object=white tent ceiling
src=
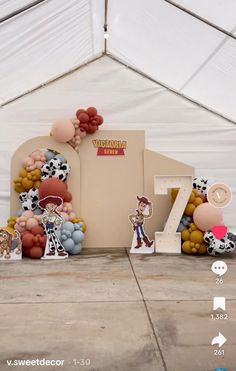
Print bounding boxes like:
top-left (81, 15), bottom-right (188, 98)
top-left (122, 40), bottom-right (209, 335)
top-left (1, 0), bottom-right (236, 123)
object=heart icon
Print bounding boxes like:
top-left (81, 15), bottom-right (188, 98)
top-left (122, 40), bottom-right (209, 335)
top-left (211, 225), bottom-right (227, 240)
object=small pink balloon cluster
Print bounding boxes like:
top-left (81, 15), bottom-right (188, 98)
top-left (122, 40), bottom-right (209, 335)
top-left (22, 150), bottom-right (46, 171)
top-left (58, 202), bottom-right (76, 221)
top-left (14, 211), bottom-right (42, 233)
top-left (51, 107), bottom-right (104, 151)
top-left (67, 118), bottom-right (87, 151)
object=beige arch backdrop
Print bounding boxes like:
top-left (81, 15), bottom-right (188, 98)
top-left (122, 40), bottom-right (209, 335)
top-left (10, 130), bottom-right (194, 249)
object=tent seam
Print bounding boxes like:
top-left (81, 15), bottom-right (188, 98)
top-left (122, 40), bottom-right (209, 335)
top-left (0, 0), bottom-right (49, 24)
top-left (0, 54), bottom-right (105, 108)
top-left (164, 0), bottom-right (236, 41)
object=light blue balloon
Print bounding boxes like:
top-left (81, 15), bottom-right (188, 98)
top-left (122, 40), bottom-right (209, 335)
top-left (62, 238), bottom-right (75, 252)
top-left (34, 208), bottom-right (42, 215)
top-left (62, 221), bottom-right (75, 233)
top-left (72, 230), bottom-right (84, 243)
top-left (74, 223), bottom-right (83, 231)
top-left (70, 243), bottom-right (82, 255)
top-left (54, 154), bottom-right (66, 163)
top-left (66, 230), bottom-right (72, 237)
top-left (44, 150), bottom-right (55, 161)
top-left (61, 234), bottom-right (67, 241)
top-left (17, 208), bottom-right (23, 217)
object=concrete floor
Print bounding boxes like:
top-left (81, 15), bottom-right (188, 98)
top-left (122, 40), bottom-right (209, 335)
top-left (0, 250), bottom-right (235, 371)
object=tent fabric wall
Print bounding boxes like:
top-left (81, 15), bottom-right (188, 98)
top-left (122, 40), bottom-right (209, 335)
top-left (0, 0), bottom-right (104, 104)
top-left (107, 0), bottom-right (236, 122)
top-left (0, 57), bottom-right (235, 230)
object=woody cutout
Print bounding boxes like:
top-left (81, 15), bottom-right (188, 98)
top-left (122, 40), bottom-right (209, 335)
top-left (129, 196), bottom-right (153, 249)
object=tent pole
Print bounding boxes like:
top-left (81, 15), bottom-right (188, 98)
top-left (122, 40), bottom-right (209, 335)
top-left (164, 0), bottom-right (236, 40)
top-left (0, 54), bottom-right (104, 108)
top-left (104, 0), bottom-right (109, 53)
top-left (0, 0), bottom-right (47, 24)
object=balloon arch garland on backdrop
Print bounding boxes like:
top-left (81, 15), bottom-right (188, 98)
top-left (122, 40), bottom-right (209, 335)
top-left (2, 106), bottom-right (236, 258)
top-left (6, 107), bottom-right (103, 259)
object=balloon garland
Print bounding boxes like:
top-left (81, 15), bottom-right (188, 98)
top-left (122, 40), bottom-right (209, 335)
top-left (4, 106), bottom-right (104, 259)
top-left (8, 148), bottom-right (86, 259)
top-left (2, 105), bottom-right (234, 259)
top-left (51, 106), bottom-right (104, 151)
top-left (172, 177), bottom-right (235, 256)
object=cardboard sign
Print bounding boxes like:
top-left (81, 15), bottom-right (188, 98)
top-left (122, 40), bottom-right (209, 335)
top-left (0, 229), bottom-right (22, 261)
top-left (93, 139), bottom-right (127, 156)
top-left (129, 196), bottom-right (154, 254)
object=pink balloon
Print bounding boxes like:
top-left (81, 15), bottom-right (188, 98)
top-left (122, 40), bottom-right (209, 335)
top-left (69, 212), bottom-right (76, 220)
top-left (60, 212), bottom-right (69, 221)
top-left (23, 210), bottom-right (34, 218)
top-left (26, 218), bottom-right (38, 231)
top-left (75, 128), bottom-right (87, 139)
top-left (51, 119), bottom-right (75, 143)
top-left (14, 224), bottom-right (25, 233)
top-left (193, 203), bottom-right (223, 232)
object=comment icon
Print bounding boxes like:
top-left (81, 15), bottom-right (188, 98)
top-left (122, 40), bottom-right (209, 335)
top-left (211, 261), bottom-right (228, 277)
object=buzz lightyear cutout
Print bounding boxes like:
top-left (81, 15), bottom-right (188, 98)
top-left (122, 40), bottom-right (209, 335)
top-left (129, 196), bottom-right (154, 254)
top-left (38, 196), bottom-right (68, 259)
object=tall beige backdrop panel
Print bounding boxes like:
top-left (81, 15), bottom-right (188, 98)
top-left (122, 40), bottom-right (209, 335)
top-left (78, 131), bottom-right (145, 247)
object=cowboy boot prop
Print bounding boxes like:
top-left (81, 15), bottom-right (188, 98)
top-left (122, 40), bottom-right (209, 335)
top-left (135, 237), bottom-right (142, 249)
top-left (143, 235), bottom-right (153, 247)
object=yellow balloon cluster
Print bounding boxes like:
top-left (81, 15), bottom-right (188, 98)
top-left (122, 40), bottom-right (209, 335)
top-left (181, 223), bottom-right (207, 254)
top-left (171, 188), bottom-right (203, 216)
top-left (71, 217), bottom-right (87, 233)
top-left (7, 216), bottom-right (17, 229)
top-left (13, 168), bottom-right (41, 193)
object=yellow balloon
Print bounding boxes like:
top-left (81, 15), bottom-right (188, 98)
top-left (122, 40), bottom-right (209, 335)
top-left (182, 240), bottom-right (192, 254)
top-left (190, 230), bottom-right (204, 244)
top-left (7, 217), bottom-right (17, 229)
top-left (188, 191), bottom-right (195, 203)
top-left (13, 168), bottom-right (41, 193)
top-left (19, 168), bottom-right (27, 177)
top-left (194, 197), bottom-right (203, 207)
top-left (181, 229), bottom-right (190, 241)
top-left (192, 189), bottom-right (198, 196)
top-left (198, 243), bottom-right (207, 255)
top-left (189, 223), bottom-right (197, 231)
top-left (184, 203), bottom-right (196, 216)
